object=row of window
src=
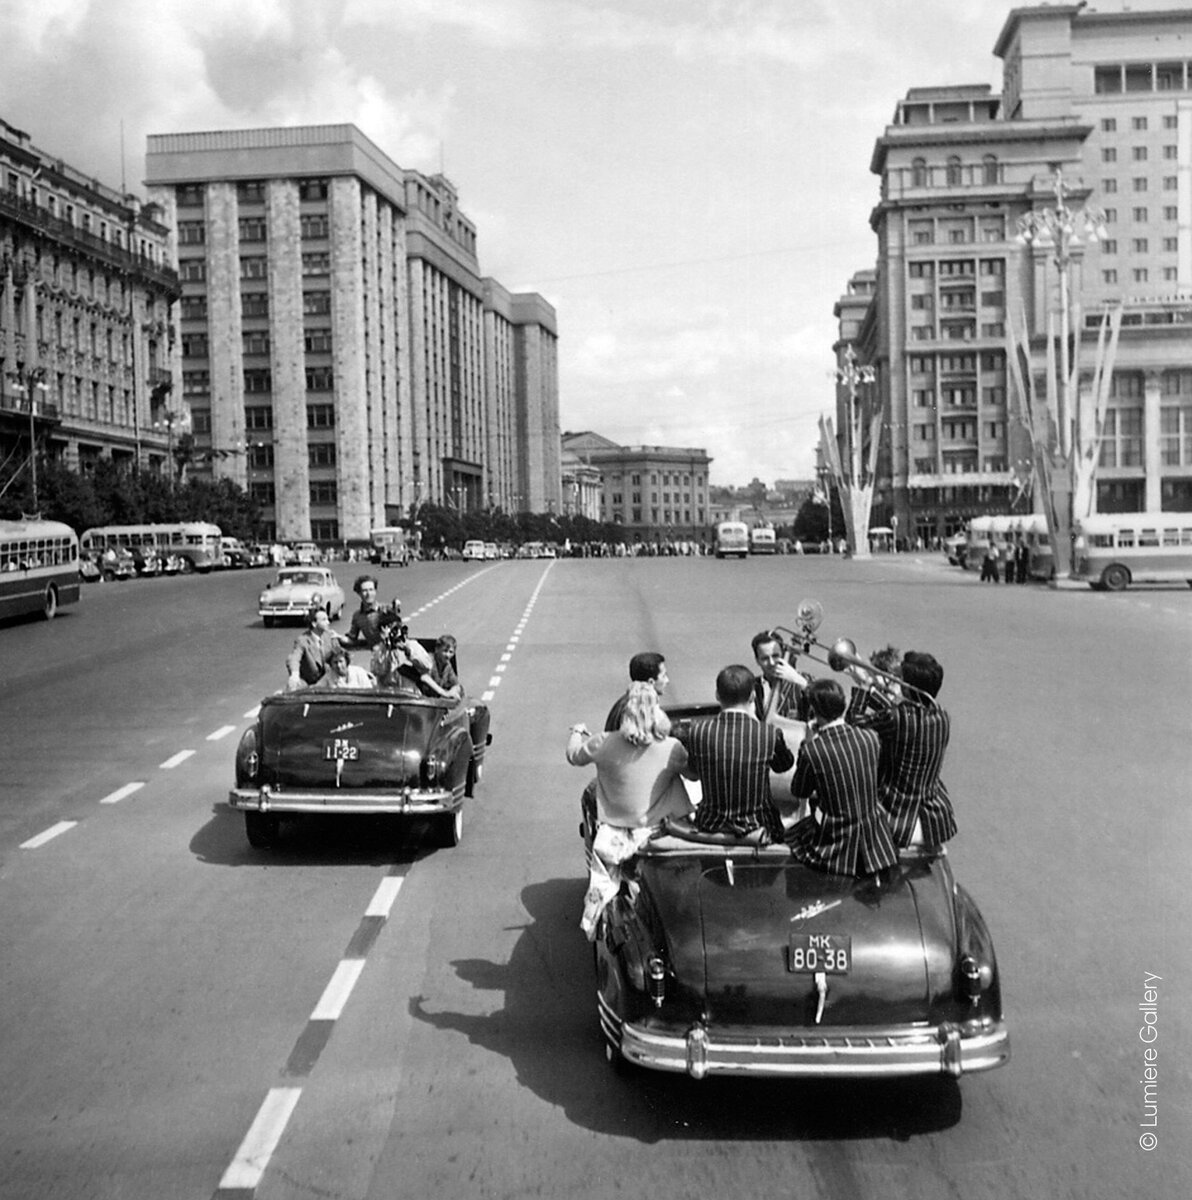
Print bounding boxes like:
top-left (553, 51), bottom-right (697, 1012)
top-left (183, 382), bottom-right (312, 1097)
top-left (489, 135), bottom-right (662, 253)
top-left (912, 387), bottom-right (1007, 407)
top-left (241, 404), bottom-right (335, 430)
top-left (179, 292), bottom-right (332, 320)
top-left (1104, 206), bottom-right (1180, 224)
top-left (1099, 237), bottom-right (1180, 254)
top-left (910, 322), bottom-right (1005, 341)
top-left (907, 156), bottom-right (1002, 188)
top-left (176, 180), bottom-right (331, 207)
top-left (908, 259), bottom-right (1004, 278)
top-left (1101, 115), bottom-right (1180, 132)
top-left (1101, 175), bottom-right (1178, 194)
top-left (183, 367), bottom-right (335, 395)
top-left (177, 214), bottom-right (331, 245)
top-left (1101, 145), bottom-right (1179, 163)
top-left (1102, 268), bottom-right (1179, 284)
top-left (1094, 62), bottom-right (1192, 94)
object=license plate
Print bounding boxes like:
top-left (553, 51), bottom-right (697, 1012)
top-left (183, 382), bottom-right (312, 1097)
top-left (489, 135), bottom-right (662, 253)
top-left (788, 933), bottom-right (851, 974)
top-left (323, 738), bottom-right (359, 761)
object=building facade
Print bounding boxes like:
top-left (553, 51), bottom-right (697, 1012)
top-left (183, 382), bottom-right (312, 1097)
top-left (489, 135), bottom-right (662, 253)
top-left (144, 124), bottom-right (559, 543)
top-left (0, 116), bottom-right (179, 493)
top-left (561, 430), bottom-right (712, 541)
top-left (860, 4), bottom-right (1192, 545)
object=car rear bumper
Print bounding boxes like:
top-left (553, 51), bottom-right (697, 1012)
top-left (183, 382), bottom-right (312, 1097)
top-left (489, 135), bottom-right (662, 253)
top-left (228, 784), bottom-right (459, 816)
top-left (616, 1013), bottom-right (1009, 1079)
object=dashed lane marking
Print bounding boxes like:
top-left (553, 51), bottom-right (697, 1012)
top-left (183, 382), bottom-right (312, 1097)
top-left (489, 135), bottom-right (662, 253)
top-left (217, 1087), bottom-right (303, 1192)
top-left (207, 725), bottom-right (237, 741)
top-left (20, 821), bottom-right (77, 849)
top-left (159, 749), bottom-right (196, 770)
top-left (310, 960), bottom-right (367, 1022)
top-left (99, 782), bottom-right (145, 805)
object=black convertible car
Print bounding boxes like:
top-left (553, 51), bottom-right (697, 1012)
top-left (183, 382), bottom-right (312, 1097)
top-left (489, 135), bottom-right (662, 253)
top-left (229, 642), bottom-right (490, 850)
top-left (580, 704), bottom-right (1009, 1081)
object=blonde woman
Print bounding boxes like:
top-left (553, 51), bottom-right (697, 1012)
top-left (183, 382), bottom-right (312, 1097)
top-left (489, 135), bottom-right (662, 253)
top-left (567, 681), bottom-right (691, 937)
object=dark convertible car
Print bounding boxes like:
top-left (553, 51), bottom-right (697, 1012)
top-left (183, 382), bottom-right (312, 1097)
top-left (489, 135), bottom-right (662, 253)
top-left (580, 705), bottom-right (1009, 1081)
top-left (229, 643), bottom-right (490, 850)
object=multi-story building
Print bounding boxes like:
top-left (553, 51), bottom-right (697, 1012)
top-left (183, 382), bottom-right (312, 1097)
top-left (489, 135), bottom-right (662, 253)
top-left (0, 116), bottom-right (179, 489)
top-left (561, 431), bottom-right (712, 541)
top-left (144, 124), bottom-right (559, 542)
top-left (859, 3), bottom-right (1192, 545)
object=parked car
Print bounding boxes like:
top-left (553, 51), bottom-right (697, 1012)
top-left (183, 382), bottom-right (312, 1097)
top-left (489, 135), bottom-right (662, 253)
top-left (128, 547), bottom-right (162, 577)
top-left (98, 547), bottom-right (137, 581)
top-left (257, 567), bottom-right (346, 627)
top-left (221, 536), bottom-right (252, 569)
top-left (228, 640), bottom-right (491, 850)
top-left (483, 542), bottom-right (499, 560)
top-left (944, 533), bottom-right (967, 566)
top-left (517, 542), bottom-right (544, 559)
top-left (245, 543), bottom-right (272, 568)
top-left (79, 549), bottom-right (103, 583)
top-left (579, 702), bottom-right (1009, 1082)
top-left (462, 540), bottom-right (487, 561)
top-left (286, 541), bottom-right (323, 566)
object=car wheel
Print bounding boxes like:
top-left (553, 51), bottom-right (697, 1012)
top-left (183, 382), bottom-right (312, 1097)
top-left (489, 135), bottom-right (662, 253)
top-left (245, 812), bottom-right (280, 849)
top-left (465, 757), bottom-right (478, 798)
top-left (263, 615), bottom-right (275, 628)
top-left (42, 585), bottom-right (58, 620)
top-left (435, 807), bottom-right (464, 848)
top-left (1101, 564), bottom-right (1129, 591)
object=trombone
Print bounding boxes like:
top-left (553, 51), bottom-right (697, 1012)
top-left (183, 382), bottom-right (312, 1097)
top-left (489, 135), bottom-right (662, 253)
top-left (769, 599), bottom-right (934, 706)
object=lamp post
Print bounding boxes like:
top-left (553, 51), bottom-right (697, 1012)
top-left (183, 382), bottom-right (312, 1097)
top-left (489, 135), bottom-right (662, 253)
top-left (1014, 168), bottom-right (1117, 581)
top-left (5, 364), bottom-right (49, 512)
top-left (153, 408), bottom-right (183, 490)
top-left (832, 345), bottom-right (877, 494)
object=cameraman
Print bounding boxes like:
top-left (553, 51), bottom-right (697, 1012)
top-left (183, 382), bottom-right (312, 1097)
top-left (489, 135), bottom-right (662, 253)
top-left (342, 575), bottom-right (385, 648)
top-left (369, 606), bottom-right (434, 691)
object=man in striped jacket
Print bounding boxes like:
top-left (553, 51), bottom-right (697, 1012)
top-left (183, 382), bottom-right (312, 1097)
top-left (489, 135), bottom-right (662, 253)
top-left (852, 651), bottom-right (958, 848)
top-left (787, 679), bottom-right (898, 876)
top-left (681, 664), bottom-right (794, 840)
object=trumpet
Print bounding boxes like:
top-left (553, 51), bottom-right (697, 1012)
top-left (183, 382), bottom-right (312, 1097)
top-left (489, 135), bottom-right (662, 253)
top-left (770, 599), bottom-right (932, 705)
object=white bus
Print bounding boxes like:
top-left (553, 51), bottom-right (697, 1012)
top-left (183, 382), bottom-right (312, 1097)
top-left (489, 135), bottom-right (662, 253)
top-left (963, 514), bottom-right (1052, 579)
top-left (749, 525), bottom-right (777, 555)
top-left (1073, 512), bottom-right (1192, 591)
top-left (0, 518), bottom-right (81, 621)
top-left (370, 526), bottom-right (413, 567)
top-left (80, 522), bottom-right (224, 572)
top-left (715, 521), bottom-right (749, 559)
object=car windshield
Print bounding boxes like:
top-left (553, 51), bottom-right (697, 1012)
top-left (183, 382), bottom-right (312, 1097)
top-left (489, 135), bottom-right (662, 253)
top-left (277, 571), bottom-right (322, 586)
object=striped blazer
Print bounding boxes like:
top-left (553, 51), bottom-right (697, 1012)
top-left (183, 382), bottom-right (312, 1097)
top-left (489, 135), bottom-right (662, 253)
top-left (855, 696), bottom-right (957, 846)
top-left (786, 723), bottom-right (898, 876)
top-left (682, 710), bottom-right (793, 838)
top-left (753, 676), bottom-right (808, 724)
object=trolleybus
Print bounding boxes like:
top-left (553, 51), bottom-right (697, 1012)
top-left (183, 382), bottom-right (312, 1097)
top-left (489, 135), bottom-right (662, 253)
top-left (0, 518), bottom-right (81, 621)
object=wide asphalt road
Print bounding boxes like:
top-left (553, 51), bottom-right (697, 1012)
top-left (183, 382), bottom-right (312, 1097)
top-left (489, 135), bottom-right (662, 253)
top-left (0, 552), bottom-right (1188, 1200)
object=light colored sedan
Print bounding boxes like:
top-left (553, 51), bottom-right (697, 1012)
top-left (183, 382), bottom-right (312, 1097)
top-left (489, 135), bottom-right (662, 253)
top-left (258, 567), bottom-right (346, 627)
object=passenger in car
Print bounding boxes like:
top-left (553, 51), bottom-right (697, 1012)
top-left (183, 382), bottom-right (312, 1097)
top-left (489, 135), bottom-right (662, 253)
top-left (603, 651), bottom-right (668, 731)
top-left (786, 679), bottom-right (898, 876)
top-left (851, 651), bottom-right (957, 848)
top-left (341, 575), bottom-right (384, 648)
top-left (369, 607), bottom-right (435, 691)
top-left (313, 645), bottom-right (376, 689)
top-left (285, 606), bottom-right (338, 690)
top-left (567, 681), bottom-right (692, 938)
top-left (677, 664), bottom-right (793, 841)
top-left (419, 634), bottom-right (462, 699)
top-left (750, 630), bottom-right (810, 723)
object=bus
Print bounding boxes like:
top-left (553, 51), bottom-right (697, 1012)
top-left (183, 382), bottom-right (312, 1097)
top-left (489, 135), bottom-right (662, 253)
top-left (963, 514), bottom-right (1052, 579)
top-left (749, 525), bottom-right (777, 555)
top-left (1073, 512), bottom-right (1192, 591)
top-left (0, 518), bottom-right (81, 621)
top-left (370, 526), bottom-right (413, 567)
top-left (715, 521), bottom-right (749, 559)
top-left (79, 522), bottom-right (224, 573)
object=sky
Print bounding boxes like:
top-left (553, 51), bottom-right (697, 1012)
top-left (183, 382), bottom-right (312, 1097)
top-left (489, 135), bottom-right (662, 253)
top-left (0, 0), bottom-right (1156, 485)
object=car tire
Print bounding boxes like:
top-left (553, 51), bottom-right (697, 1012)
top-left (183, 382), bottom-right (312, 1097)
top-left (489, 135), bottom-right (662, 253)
top-left (263, 615), bottom-right (275, 628)
top-left (465, 757), bottom-right (478, 798)
top-left (1101, 564), bottom-right (1129, 591)
top-left (435, 807), bottom-right (464, 848)
top-left (245, 812), bottom-right (280, 849)
top-left (42, 585), bottom-right (58, 620)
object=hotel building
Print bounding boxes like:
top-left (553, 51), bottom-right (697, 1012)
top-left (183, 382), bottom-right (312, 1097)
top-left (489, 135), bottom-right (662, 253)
top-left (857, 3), bottom-right (1192, 544)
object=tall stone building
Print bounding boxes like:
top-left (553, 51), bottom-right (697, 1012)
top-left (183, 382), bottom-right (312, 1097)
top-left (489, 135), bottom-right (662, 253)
top-left (0, 116), bottom-right (179, 488)
top-left (858, 3), bottom-right (1192, 544)
top-left (144, 124), bottom-right (559, 542)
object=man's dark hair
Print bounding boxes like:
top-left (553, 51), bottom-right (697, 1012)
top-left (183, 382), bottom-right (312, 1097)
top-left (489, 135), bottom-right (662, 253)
top-left (750, 629), bottom-right (783, 658)
top-left (628, 651), bottom-right (665, 682)
top-left (715, 664), bottom-right (755, 707)
top-left (901, 651), bottom-right (944, 698)
top-left (805, 677), bottom-right (847, 722)
top-left (353, 574), bottom-right (378, 596)
top-left (305, 605), bottom-right (325, 628)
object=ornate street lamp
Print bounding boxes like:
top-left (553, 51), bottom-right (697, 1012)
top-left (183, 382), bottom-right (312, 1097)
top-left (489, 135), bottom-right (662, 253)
top-left (1012, 168), bottom-right (1122, 581)
top-left (5, 364), bottom-right (49, 512)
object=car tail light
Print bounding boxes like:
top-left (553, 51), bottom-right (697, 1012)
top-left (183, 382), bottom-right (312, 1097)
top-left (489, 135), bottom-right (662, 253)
top-left (647, 956), bottom-right (667, 1008)
top-left (958, 953), bottom-right (993, 1005)
top-left (423, 750), bottom-right (447, 785)
top-left (235, 728), bottom-right (259, 786)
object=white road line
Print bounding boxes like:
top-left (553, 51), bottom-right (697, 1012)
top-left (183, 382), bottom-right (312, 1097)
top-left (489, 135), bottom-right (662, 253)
top-left (218, 1086), bottom-right (303, 1190)
top-left (21, 821), bottom-right (77, 849)
top-left (207, 725), bottom-right (237, 741)
top-left (488, 676), bottom-right (502, 688)
top-left (481, 690), bottom-right (495, 701)
top-left (159, 749), bottom-right (196, 770)
top-left (366, 875), bottom-right (405, 917)
top-left (500, 653), bottom-right (512, 662)
top-left (495, 664), bottom-right (507, 673)
top-left (100, 782), bottom-right (145, 805)
top-left (311, 959), bottom-right (367, 1021)
top-left (244, 705), bottom-right (261, 720)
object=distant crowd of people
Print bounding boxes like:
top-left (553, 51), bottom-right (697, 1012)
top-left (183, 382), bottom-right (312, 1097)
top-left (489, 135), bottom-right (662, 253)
top-left (979, 538), bottom-right (1031, 584)
top-left (567, 635), bottom-right (955, 936)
